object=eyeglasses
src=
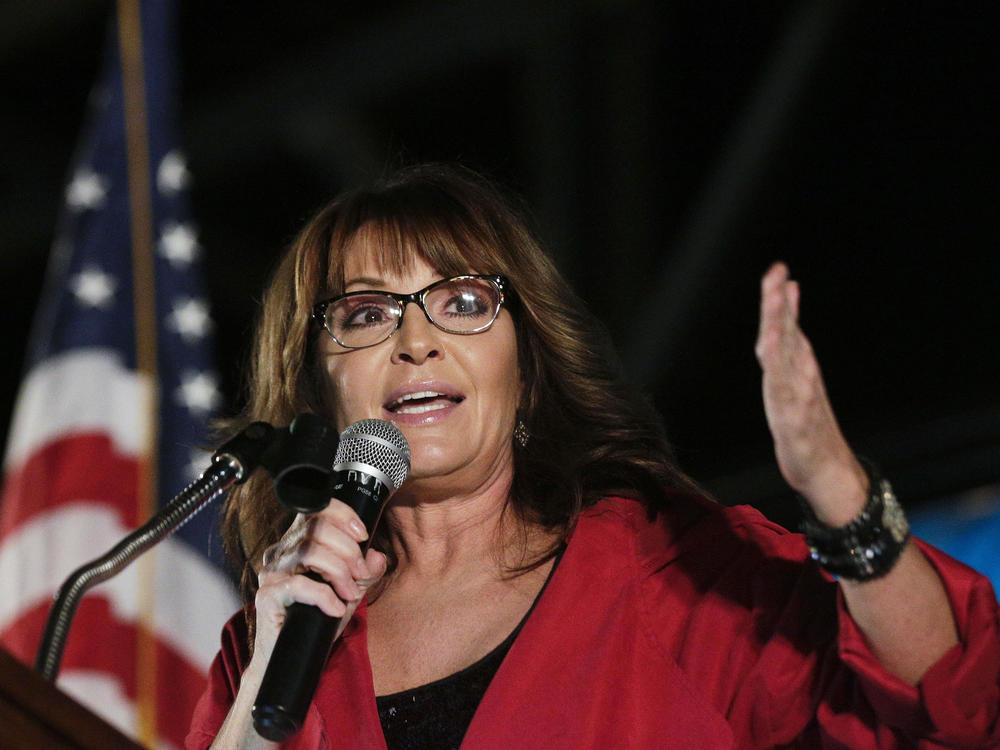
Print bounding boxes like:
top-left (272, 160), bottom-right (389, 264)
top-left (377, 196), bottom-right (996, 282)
top-left (312, 274), bottom-right (508, 350)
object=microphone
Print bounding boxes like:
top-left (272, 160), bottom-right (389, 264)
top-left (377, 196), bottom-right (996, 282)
top-left (252, 419), bottom-right (410, 742)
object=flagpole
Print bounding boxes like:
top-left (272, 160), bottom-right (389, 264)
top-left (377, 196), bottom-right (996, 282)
top-left (117, 0), bottom-right (161, 745)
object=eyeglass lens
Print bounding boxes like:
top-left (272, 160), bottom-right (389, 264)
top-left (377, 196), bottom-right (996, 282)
top-left (326, 277), bottom-right (501, 348)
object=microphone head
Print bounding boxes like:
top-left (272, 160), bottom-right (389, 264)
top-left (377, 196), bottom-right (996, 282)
top-left (334, 419), bottom-right (411, 491)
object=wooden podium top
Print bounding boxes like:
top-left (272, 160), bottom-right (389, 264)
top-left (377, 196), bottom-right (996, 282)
top-left (0, 648), bottom-right (145, 750)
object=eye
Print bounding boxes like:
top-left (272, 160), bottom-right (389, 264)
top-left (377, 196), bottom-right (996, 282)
top-left (429, 281), bottom-right (496, 320)
top-left (444, 290), bottom-right (489, 316)
top-left (332, 296), bottom-right (395, 330)
top-left (346, 306), bottom-right (389, 327)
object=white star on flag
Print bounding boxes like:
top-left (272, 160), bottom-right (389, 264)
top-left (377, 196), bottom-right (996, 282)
top-left (65, 168), bottom-right (109, 210)
top-left (157, 150), bottom-right (191, 195)
top-left (158, 222), bottom-right (200, 266)
top-left (69, 266), bottom-right (117, 309)
top-left (176, 371), bottom-right (222, 414)
top-left (167, 297), bottom-right (214, 341)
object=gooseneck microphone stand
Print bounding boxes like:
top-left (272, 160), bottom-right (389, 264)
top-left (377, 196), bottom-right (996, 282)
top-left (34, 421), bottom-right (276, 681)
top-left (34, 413), bottom-right (338, 682)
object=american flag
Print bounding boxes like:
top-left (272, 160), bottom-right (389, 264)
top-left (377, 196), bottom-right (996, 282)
top-left (0, 2), bottom-right (239, 748)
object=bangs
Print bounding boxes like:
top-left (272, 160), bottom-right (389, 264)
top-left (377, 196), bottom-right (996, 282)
top-left (322, 177), bottom-right (513, 295)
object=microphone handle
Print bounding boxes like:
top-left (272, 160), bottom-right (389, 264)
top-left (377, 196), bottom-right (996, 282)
top-left (251, 474), bottom-right (389, 742)
top-left (251, 587), bottom-right (342, 741)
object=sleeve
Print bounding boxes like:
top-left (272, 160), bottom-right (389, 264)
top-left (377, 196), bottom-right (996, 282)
top-left (725, 516), bottom-right (1000, 748)
top-left (650, 500), bottom-right (1000, 749)
top-left (184, 612), bottom-right (250, 750)
top-left (831, 538), bottom-right (1000, 748)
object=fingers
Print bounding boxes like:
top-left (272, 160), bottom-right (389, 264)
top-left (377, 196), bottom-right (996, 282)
top-left (363, 548), bottom-right (389, 586)
top-left (756, 262), bottom-right (806, 378)
top-left (256, 499), bottom-right (386, 620)
top-left (756, 261), bottom-right (785, 347)
top-left (264, 499), bottom-right (368, 564)
top-left (787, 277), bottom-right (800, 321)
top-left (257, 567), bottom-right (351, 618)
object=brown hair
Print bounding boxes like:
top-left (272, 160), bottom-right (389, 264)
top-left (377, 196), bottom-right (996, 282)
top-left (220, 163), bottom-right (695, 610)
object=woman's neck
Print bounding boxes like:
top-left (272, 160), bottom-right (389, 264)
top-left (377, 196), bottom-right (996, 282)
top-left (384, 484), bottom-right (517, 581)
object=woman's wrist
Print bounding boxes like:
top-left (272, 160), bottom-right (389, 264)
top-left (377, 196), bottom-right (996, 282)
top-left (799, 458), bottom-right (911, 582)
top-left (794, 456), bottom-right (869, 526)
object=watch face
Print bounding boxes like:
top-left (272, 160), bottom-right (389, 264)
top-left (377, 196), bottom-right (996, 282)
top-left (880, 481), bottom-right (910, 544)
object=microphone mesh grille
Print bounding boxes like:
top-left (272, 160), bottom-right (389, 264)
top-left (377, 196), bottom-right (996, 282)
top-left (335, 419), bottom-right (411, 490)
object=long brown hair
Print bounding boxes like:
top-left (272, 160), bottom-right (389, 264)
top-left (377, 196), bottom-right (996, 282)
top-left (220, 163), bottom-right (695, 609)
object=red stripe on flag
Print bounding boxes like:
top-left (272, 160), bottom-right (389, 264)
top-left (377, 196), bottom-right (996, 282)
top-left (0, 433), bottom-right (140, 543)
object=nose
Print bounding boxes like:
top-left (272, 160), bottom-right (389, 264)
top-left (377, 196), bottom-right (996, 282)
top-left (390, 303), bottom-right (441, 365)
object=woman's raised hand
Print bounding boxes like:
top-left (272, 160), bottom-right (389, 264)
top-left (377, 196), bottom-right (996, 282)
top-left (252, 499), bottom-right (388, 661)
top-left (754, 262), bottom-right (868, 525)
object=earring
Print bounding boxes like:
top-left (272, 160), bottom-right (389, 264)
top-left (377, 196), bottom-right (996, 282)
top-left (514, 419), bottom-right (529, 448)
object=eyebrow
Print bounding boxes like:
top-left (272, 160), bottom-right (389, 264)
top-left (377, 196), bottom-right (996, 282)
top-left (343, 276), bottom-right (386, 290)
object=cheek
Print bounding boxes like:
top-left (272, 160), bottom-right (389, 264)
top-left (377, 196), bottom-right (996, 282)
top-left (322, 356), bottom-right (374, 430)
top-left (492, 368), bottom-right (522, 418)
top-left (476, 341), bottom-right (521, 422)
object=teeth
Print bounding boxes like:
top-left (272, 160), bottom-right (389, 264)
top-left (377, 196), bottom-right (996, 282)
top-left (401, 390), bottom-right (443, 402)
top-left (394, 401), bottom-right (452, 415)
top-left (387, 390), bottom-right (456, 412)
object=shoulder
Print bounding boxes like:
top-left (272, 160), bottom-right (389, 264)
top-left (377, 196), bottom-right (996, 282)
top-left (577, 493), bottom-right (812, 572)
top-left (574, 493), bottom-right (828, 629)
top-left (569, 494), bottom-right (838, 688)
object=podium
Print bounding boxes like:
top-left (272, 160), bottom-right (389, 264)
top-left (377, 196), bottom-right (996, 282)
top-left (0, 648), bottom-right (145, 750)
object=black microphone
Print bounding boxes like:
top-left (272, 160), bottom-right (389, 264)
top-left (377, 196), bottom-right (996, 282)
top-left (252, 419), bottom-right (410, 742)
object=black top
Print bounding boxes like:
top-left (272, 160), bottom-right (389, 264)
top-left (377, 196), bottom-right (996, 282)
top-left (376, 549), bottom-right (564, 750)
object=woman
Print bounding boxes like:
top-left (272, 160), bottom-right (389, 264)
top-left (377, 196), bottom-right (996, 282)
top-left (188, 164), bottom-right (999, 749)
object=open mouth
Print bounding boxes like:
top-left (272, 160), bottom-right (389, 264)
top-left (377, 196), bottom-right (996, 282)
top-left (385, 390), bottom-right (464, 415)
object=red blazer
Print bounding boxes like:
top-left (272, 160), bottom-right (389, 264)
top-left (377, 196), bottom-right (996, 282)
top-left (187, 495), bottom-right (1000, 749)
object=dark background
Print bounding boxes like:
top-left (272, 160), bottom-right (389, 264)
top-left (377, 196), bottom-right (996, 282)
top-left (3, 1), bottom-right (997, 529)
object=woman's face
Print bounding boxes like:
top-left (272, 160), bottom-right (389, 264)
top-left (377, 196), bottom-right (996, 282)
top-left (318, 236), bottom-right (522, 492)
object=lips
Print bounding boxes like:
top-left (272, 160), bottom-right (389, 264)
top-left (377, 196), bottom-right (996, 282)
top-left (385, 390), bottom-right (462, 414)
top-left (383, 385), bottom-right (465, 418)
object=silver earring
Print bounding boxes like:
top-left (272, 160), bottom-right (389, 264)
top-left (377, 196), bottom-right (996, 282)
top-left (514, 419), bottom-right (529, 448)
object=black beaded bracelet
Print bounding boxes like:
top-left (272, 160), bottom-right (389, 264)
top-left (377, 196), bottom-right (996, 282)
top-left (799, 460), bottom-right (910, 581)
